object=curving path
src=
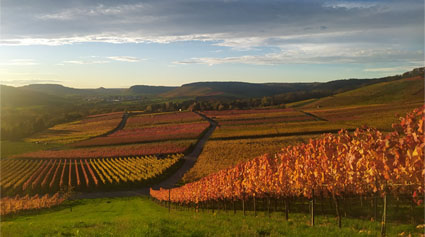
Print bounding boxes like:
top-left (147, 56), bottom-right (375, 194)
top-left (76, 112), bottom-right (217, 199)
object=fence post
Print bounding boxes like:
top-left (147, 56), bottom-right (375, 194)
top-left (267, 197), bottom-right (271, 218)
top-left (374, 195), bottom-right (378, 221)
top-left (380, 193), bottom-right (387, 237)
top-left (243, 199), bottom-right (246, 216)
top-left (311, 189), bottom-right (315, 226)
top-left (411, 193), bottom-right (415, 225)
top-left (168, 189), bottom-right (171, 213)
top-left (332, 193), bottom-right (341, 228)
top-left (285, 198), bottom-right (289, 221)
top-left (253, 196), bottom-right (257, 216)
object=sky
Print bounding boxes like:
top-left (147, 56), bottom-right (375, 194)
top-left (0, 0), bottom-right (423, 88)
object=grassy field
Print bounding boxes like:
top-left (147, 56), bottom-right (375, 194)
top-left (1, 196), bottom-right (420, 237)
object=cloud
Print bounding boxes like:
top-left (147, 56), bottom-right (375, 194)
top-left (37, 3), bottom-right (145, 20)
top-left (0, 79), bottom-right (62, 86)
top-left (107, 56), bottom-right (143, 62)
top-left (1, 0), bottom-right (423, 66)
top-left (174, 46), bottom-right (423, 66)
top-left (2, 1), bottom-right (422, 47)
top-left (63, 60), bottom-right (109, 65)
top-left (0, 59), bottom-right (38, 66)
top-left (363, 65), bottom-right (421, 72)
top-left (323, 1), bottom-right (377, 9)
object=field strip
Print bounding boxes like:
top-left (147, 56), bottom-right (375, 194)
top-left (210, 129), bottom-right (355, 141)
top-left (75, 112), bottom-right (217, 199)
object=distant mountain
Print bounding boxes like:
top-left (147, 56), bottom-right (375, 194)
top-left (18, 84), bottom-right (177, 97)
top-left (6, 67), bottom-right (424, 101)
top-left (1, 85), bottom-right (68, 108)
top-left (129, 85), bottom-right (177, 94)
top-left (161, 81), bottom-right (295, 98)
top-left (20, 84), bottom-right (127, 97)
top-left (161, 69), bottom-right (423, 99)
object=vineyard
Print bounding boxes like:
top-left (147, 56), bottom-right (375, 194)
top-left (26, 112), bottom-right (124, 144)
top-left (182, 135), bottom-right (316, 183)
top-left (1, 154), bottom-right (183, 196)
top-left (12, 140), bottom-right (195, 159)
top-left (73, 122), bottom-right (209, 147)
top-left (304, 101), bottom-right (423, 131)
top-left (1, 193), bottom-right (66, 216)
top-left (125, 111), bottom-right (203, 128)
top-left (151, 107), bottom-right (424, 229)
top-left (209, 102), bottom-right (423, 139)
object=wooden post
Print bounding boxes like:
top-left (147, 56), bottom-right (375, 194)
top-left (254, 196), bottom-right (257, 216)
top-left (168, 189), bottom-right (171, 213)
top-left (233, 200), bottom-right (236, 214)
top-left (311, 189), bottom-right (315, 226)
top-left (285, 198), bottom-right (289, 221)
top-left (380, 194), bottom-right (387, 237)
top-left (274, 198), bottom-right (278, 212)
top-left (343, 196), bottom-right (347, 217)
top-left (374, 195), bottom-right (378, 221)
top-left (332, 193), bottom-right (341, 228)
top-left (411, 195), bottom-right (415, 225)
top-left (212, 201), bottom-right (215, 213)
top-left (267, 197), bottom-right (271, 218)
top-left (243, 199), bottom-right (246, 216)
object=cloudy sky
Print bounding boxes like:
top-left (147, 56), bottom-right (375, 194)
top-left (0, 0), bottom-right (423, 88)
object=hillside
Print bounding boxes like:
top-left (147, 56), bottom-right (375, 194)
top-left (129, 85), bottom-right (177, 94)
top-left (20, 84), bottom-right (128, 97)
top-left (298, 75), bottom-right (424, 109)
top-left (160, 70), bottom-right (418, 99)
top-left (20, 84), bottom-right (176, 97)
top-left (8, 68), bottom-right (423, 100)
top-left (0, 85), bottom-right (68, 108)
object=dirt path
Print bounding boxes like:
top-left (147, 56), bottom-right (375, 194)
top-left (102, 112), bottom-right (129, 136)
top-left (298, 110), bottom-right (327, 121)
top-left (75, 113), bottom-right (217, 199)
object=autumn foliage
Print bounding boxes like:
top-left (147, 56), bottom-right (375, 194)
top-left (1, 193), bottom-right (66, 216)
top-left (151, 107), bottom-right (424, 205)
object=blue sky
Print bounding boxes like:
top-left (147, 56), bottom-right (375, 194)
top-left (0, 0), bottom-right (423, 88)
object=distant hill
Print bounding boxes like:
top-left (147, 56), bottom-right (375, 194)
top-left (297, 74), bottom-right (424, 109)
top-left (19, 84), bottom-right (177, 97)
top-left (20, 84), bottom-right (128, 97)
top-left (5, 67), bottom-right (424, 101)
top-left (129, 85), bottom-right (177, 94)
top-left (161, 81), bottom-right (297, 98)
top-left (160, 72), bottom-right (414, 99)
top-left (1, 85), bottom-right (68, 108)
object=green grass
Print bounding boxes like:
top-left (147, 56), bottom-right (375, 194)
top-left (0, 140), bottom-right (61, 159)
top-left (1, 196), bottom-right (420, 237)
